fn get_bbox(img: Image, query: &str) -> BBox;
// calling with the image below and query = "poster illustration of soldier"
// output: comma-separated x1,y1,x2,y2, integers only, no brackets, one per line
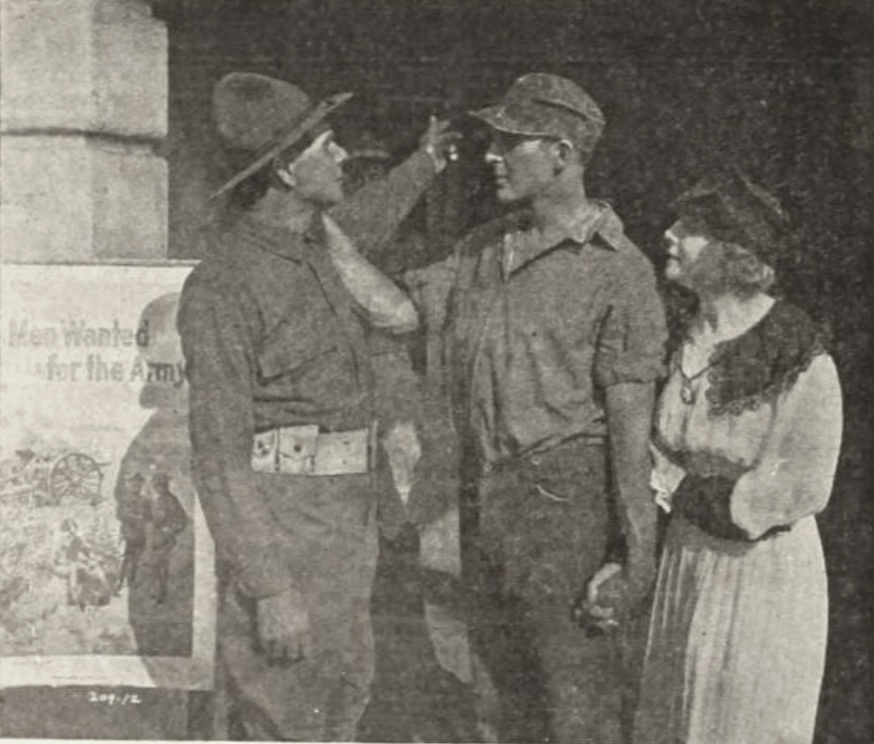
0,262,215,690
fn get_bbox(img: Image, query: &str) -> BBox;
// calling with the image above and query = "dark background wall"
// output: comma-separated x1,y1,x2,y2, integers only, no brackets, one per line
5,1,866,741
154,1,872,742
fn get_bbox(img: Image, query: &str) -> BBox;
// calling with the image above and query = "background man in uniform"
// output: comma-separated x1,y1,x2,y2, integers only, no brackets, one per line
405,73,668,743
177,72,455,741
339,132,480,742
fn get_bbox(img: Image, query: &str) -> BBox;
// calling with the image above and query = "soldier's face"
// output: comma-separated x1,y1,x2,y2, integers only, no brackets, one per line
290,130,348,206
485,131,558,204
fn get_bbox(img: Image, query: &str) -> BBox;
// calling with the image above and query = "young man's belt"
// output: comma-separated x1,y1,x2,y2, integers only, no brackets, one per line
251,423,376,476
481,433,606,475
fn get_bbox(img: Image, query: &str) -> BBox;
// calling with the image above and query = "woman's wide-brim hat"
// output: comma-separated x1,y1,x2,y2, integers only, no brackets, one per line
672,167,788,266
211,72,353,200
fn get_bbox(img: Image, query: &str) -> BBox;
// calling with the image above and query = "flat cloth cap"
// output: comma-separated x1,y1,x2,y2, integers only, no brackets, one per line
471,73,606,155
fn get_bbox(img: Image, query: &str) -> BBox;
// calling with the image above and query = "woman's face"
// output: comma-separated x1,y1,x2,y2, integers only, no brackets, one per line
664,219,718,290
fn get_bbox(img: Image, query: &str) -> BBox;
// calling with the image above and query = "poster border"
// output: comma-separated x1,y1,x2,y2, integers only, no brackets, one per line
0,261,215,692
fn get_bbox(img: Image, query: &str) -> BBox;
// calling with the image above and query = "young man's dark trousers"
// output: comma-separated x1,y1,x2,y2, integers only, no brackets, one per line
471,438,635,744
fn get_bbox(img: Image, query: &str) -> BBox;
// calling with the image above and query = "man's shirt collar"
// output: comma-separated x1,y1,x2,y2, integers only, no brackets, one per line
505,200,623,274
233,212,324,262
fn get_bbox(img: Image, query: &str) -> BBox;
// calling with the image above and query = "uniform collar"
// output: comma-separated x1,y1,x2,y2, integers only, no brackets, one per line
232,212,324,262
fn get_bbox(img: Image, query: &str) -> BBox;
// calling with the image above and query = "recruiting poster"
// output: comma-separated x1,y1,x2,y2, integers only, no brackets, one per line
0,262,215,690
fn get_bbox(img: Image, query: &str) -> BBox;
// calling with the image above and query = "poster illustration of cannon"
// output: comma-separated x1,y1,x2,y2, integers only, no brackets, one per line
0,262,215,690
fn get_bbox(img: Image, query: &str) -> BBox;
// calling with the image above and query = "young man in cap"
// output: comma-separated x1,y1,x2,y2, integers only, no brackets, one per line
405,73,668,742
177,72,456,741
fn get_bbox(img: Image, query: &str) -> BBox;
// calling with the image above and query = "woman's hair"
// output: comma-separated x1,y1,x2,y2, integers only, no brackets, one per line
709,240,776,298
676,213,775,297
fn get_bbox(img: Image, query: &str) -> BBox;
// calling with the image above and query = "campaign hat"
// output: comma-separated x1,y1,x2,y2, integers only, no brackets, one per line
211,72,352,199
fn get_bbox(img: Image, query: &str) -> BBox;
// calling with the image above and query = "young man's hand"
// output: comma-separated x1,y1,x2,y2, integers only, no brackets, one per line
420,116,462,171
573,562,622,634
383,420,422,505
573,559,654,634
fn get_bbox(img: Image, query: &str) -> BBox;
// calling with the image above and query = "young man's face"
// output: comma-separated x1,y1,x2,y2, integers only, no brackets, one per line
288,130,348,207
484,131,559,204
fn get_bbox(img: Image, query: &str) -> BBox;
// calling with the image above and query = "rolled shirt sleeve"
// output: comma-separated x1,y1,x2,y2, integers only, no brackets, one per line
594,257,668,389
178,273,293,598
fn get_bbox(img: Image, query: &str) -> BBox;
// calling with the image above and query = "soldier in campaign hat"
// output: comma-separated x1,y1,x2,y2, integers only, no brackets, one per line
341,130,392,197
402,73,668,742
178,72,458,740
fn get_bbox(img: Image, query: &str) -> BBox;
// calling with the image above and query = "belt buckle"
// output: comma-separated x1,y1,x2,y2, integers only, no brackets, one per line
312,425,370,476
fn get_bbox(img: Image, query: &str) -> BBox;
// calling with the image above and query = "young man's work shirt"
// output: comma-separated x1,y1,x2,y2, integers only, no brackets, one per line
445,201,667,465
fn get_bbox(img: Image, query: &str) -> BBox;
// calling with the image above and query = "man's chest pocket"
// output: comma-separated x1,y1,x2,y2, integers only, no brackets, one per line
256,313,341,383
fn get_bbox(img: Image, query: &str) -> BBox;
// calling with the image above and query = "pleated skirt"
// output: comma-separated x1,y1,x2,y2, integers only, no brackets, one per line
633,515,828,744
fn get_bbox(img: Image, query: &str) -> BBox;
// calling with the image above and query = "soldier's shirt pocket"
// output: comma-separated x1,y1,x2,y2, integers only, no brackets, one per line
256,316,338,381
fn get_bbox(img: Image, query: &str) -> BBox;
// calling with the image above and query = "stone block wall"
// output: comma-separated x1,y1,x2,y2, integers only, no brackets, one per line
0,1,184,737
0,0,168,262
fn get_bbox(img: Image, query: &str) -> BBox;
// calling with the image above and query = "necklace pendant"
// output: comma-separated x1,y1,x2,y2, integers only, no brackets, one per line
680,377,696,405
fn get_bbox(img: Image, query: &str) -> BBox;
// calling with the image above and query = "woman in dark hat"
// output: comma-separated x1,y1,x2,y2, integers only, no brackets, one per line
633,170,843,744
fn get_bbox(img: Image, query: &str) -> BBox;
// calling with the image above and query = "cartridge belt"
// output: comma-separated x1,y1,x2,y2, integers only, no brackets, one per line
251,423,376,476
